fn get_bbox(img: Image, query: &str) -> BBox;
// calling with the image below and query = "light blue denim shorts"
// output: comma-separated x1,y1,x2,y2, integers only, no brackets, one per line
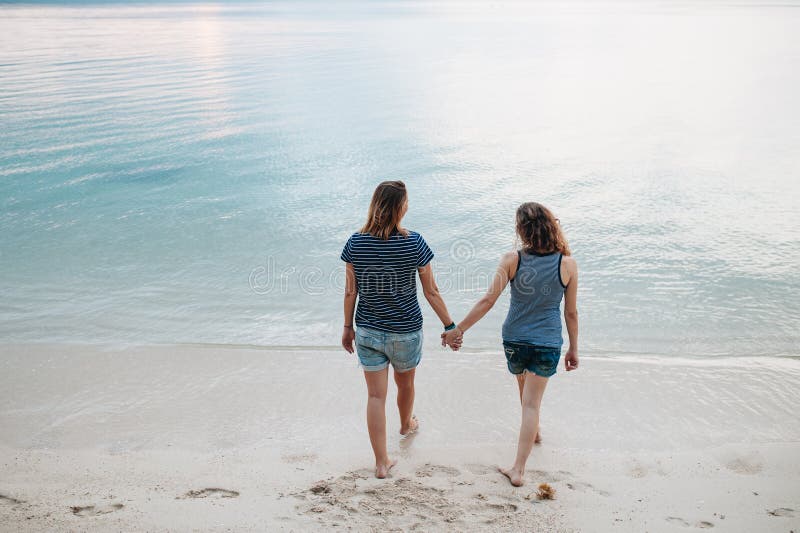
355,326,423,373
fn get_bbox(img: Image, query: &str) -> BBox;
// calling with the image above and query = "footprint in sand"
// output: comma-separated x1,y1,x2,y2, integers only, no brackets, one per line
485,502,518,512
723,453,763,475
565,481,610,497
0,494,24,505
767,507,795,517
415,464,461,478
527,469,567,483
465,464,494,476
627,462,648,479
309,481,331,495
177,488,239,499
665,517,714,528
346,468,373,480
666,517,691,526
70,503,124,517
301,469,547,530
282,453,318,464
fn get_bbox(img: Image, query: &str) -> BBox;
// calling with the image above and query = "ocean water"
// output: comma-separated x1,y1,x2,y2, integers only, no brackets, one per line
1,1,798,359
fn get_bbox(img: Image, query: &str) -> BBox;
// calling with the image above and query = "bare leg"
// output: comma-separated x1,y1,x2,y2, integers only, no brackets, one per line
515,373,541,444
363,368,396,478
501,372,549,486
394,368,418,435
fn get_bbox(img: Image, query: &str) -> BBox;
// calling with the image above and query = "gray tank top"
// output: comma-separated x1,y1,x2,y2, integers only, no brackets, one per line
501,250,566,348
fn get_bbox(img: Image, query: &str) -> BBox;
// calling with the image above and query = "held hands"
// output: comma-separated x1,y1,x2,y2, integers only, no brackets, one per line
565,346,579,371
441,327,463,351
343,325,464,354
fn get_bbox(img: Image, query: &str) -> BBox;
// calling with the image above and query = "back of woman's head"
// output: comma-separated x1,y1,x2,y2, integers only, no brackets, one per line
516,202,571,256
361,180,409,240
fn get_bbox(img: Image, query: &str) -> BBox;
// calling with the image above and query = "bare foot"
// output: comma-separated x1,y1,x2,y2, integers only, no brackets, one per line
376,458,397,479
400,414,419,436
499,466,525,487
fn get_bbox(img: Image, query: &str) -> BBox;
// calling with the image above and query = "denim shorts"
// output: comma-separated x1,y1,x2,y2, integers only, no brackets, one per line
355,326,423,373
503,341,561,377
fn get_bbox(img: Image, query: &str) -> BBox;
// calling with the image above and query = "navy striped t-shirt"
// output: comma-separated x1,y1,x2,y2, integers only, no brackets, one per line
341,230,434,333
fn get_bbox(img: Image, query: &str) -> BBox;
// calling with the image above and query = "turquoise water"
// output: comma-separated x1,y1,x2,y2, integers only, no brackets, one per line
1,1,798,358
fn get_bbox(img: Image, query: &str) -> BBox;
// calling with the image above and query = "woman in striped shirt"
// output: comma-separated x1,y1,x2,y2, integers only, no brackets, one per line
341,180,460,479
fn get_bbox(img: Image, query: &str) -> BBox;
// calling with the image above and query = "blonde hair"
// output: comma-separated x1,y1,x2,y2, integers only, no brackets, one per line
516,202,571,256
360,180,409,240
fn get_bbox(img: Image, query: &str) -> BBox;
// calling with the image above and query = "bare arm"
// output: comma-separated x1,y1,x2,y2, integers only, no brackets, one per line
341,262,357,353
562,256,579,370
450,252,516,338
417,263,454,327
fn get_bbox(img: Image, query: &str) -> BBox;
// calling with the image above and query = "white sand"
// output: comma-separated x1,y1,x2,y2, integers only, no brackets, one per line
1,342,799,531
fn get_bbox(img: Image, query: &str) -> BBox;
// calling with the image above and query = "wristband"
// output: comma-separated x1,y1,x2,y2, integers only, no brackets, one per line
444,322,456,331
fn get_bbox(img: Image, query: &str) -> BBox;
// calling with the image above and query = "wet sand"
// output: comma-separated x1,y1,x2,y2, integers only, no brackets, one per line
1,343,799,531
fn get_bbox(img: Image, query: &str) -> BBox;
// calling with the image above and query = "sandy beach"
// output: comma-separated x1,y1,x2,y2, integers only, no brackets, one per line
1,342,798,532
2,0,799,531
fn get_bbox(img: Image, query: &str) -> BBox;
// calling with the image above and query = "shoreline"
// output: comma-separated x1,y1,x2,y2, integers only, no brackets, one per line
3,340,798,363
1,343,799,531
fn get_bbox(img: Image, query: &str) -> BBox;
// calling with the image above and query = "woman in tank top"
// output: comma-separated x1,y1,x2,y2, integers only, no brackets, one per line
442,202,579,487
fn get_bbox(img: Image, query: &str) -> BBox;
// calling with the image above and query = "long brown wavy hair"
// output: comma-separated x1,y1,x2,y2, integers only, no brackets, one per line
516,202,571,256
360,180,409,240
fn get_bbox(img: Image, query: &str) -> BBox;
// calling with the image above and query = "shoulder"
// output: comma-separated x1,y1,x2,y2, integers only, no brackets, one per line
348,231,369,242
345,232,371,251
500,250,518,265
405,230,427,245
500,250,518,275
561,254,578,272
